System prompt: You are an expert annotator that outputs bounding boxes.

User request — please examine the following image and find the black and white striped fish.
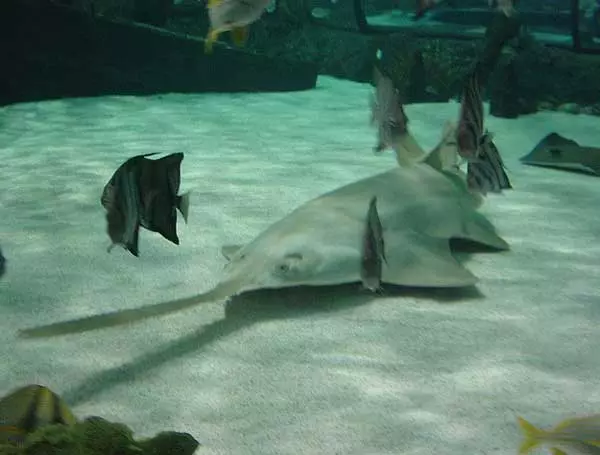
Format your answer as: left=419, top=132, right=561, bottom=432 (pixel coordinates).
left=457, top=70, right=485, bottom=162
left=370, top=67, right=408, bottom=154
left=360, top=196, right=387, bottom=293
left=466, top=133, right=512, bottom=195
left=101, top=153, right=190, bottom=257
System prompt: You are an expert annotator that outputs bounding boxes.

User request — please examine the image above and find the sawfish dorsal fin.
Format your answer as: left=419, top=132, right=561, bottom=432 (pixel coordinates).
left=424, top=121, right=459, bottom=172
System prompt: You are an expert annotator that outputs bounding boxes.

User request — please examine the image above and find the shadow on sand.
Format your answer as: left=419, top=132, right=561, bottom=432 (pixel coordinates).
left=60, top=280, right=483, bottom=407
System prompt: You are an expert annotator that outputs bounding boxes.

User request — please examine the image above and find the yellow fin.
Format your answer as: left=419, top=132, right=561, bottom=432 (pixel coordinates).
left=204, top=29, right=221, bottom=54
left=231, top=26, right=249, bottom=47
left=207, top=0, right=222, bottom=8
left=518, top=417, right=545, bottom=455
left=35, top=387, right=57, bottom=425
left=550, top=449, right=568, bottom=455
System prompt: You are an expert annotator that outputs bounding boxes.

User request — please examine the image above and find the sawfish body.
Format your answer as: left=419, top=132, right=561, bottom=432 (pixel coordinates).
left=18, top=142, right=508, bottom=339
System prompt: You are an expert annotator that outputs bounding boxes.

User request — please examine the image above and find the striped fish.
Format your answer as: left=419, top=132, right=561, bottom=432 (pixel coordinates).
left=0, top=385, right=77, bottom=446
left=457, top=70, right=485, bottom=162
left=103, top=157, right=144, bottom=256
left=466, top=133, right=512, bottom=195
left=101, top=153, right=190, bottom=257
left=370, top=67, right=408, bottom=154
left=360, top=196, right=387, bottom=293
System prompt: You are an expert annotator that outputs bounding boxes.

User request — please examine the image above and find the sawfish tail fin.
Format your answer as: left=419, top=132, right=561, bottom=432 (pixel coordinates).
left=17, top=284, right=231, bottom=339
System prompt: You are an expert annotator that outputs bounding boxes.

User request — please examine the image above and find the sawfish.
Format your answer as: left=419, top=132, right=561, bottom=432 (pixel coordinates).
left=18, top=130, right=508, bottom=339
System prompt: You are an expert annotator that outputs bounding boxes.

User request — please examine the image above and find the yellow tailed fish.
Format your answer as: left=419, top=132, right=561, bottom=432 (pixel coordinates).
left=0, top=384, right=77, bottom=446
left=204, top=0, right=270, bottom=53
left=518, top=415, right=600, bottom=455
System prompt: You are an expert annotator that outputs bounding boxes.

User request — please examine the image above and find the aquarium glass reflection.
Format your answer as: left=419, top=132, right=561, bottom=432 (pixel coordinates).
left=309, top=0, right=600, bottom=51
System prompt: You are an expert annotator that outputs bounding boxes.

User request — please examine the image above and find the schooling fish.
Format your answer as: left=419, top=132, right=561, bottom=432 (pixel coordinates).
left=101, top=153, right=190, bottom=257
left=0, top=384, right=77, bottom=446
left=466, top=133, right=512, bottom=195
left=360, top=196, right=387, bottom=293
left=518, top=415, right=600, bottom=455
left=370, top=67, right=408, bottom=155
left=204, top=0, right=272, bottom=53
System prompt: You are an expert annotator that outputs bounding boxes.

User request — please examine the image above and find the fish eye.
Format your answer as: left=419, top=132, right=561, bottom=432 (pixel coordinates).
left=278, top=264, right=289, bottom=273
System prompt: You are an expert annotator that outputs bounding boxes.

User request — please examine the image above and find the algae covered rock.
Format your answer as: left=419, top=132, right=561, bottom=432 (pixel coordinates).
left=0, top=417, right=200, bottom=455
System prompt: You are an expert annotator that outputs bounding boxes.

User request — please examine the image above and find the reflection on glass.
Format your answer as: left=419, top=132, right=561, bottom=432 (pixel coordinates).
left=578, top=0, right=600, bottom=50
left=309, top=0, right=359, bottom=30
left=360, top=0, right=600, bottom=50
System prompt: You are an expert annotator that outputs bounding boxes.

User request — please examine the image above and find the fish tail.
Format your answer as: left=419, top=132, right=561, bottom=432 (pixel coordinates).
left=204, top=29, right=219, bottom=54
left=517, top=417, right=546, bottom=455
left=178, top=192, right=191, bottom=224
left=415, top=0, right=435, bottom=19
left=231, top=26, right=249, bottom=47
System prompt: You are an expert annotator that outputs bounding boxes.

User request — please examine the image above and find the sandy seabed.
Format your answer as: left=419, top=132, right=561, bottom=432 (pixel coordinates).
left=1, top=76, right=599, bottom=455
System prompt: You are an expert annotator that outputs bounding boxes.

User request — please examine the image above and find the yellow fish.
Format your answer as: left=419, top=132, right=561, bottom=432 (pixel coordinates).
left=0, top=384, right=77, bottom=446
left=204, top=0, right=271, bottom=53
left=518, top=415, right=600, bottom=455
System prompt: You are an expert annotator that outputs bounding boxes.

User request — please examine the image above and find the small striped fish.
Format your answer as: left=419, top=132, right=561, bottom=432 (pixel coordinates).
left=370, top=67, right=408, bottom=154
left=467, top=133, right=512, bottom=195
left=360, top=196, right=387, bottom=293
left=101, top=153, right=190, bottom=257
left=457, top=70, right=485, bottom=162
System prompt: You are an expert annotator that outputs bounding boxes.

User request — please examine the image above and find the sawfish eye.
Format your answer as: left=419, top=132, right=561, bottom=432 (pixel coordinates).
left=276, top=253, right=303, bottom=275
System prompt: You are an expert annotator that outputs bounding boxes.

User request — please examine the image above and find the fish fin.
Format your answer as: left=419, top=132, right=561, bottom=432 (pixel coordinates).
left=127, top=223, right=140, bottom=257
left=369, top=93, right=377, bottom=125
left=550, top=450, right=568, bottom=455
left=156, top=152, right=184, bottom=195
left=373, top=142, right=385, bottom=154
left=425, top=122, right=459, bottom=171
left=517, top=417, right=545, bottom=455
left=157, top=218, right=180, bottom=246
left=204, top=29, right=220, bottom=54
left=57, top=399, right=78, bottom=425
left=221, top=244, right=244, bottom=261
left=177, top=192, right=191, bottom=224
left=207, top=0, right=221, bottom=7
left=382, top=234, right=478, bottom=287
left=392, top=132, right=427, bottom=167
left=231, top=27, right=249, bottom=47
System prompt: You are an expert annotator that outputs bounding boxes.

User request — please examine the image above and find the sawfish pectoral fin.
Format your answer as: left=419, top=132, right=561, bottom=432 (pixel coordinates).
left=461, top=210, right=510, bottom=251
left=382, top=233, right=478, bottom=288
left=17, top=283, right=234, bottom=339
